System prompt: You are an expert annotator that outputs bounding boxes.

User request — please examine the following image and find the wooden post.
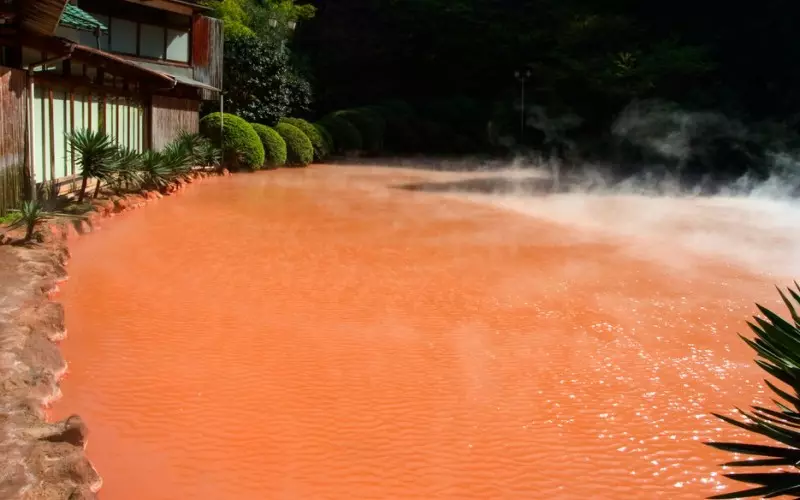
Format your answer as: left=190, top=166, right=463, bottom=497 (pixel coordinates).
left=101, top=93, right=107, bottom=132
left=115, top=96, right=119, bottom=143
left=87, top=93, right=93, bottom=131
left=70, top=90, right=76, bottom=191
left=25, top=72, right=37, bottom=200
left=48, top=88, right=55, bottom=184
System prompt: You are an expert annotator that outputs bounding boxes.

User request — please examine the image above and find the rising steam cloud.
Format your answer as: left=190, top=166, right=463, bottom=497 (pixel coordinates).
left=371, top=99, right=800, bottom=278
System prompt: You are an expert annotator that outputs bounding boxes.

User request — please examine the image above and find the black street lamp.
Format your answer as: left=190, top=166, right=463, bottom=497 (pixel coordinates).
left=514, top=68, right=532, bottom=144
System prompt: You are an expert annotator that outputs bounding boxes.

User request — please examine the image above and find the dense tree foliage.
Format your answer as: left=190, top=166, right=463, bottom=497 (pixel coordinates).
left=204, top=0, right=315, bottom=125
left=294, top=0, right=800, bottom=167
left=221, top=34, right=312, bottom=125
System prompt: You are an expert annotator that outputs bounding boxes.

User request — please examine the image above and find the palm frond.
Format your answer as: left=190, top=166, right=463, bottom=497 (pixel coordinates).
left=6, top=201, right=48, bottom=241
left=66, top=129, right=117, bottom=201
left=138, top=151, right=173, bottom=190
left=109, top=147, right=144, bottom=193
left=162, top=140, right=194, bottom=180
left=198, top=140, right=222, bottom=169
left=175, top=130, right=208, bottom=166
left=707, top=283, right=800, bottom=498
left=66, top=129, right=117, bottom=178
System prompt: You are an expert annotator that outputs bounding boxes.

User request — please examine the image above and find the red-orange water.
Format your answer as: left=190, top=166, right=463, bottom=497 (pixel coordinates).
left=53, top=165, right=793, bottom=499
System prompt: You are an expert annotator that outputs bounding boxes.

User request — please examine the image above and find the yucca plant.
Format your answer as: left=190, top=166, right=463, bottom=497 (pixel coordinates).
left=111, top=147, right=144, bottom=193
left=175, top=131, right=207, bottom=166
left=66, top=129, right=118, bottom=202
left=198, top=140, right=222, bottom=170
left=707, top=284, right=800, bottom=499
left=138, top=151, right=173, bottom=191
left=162, top=140, right=194, bottom=181
left=6, top=201, right=48, bottom=242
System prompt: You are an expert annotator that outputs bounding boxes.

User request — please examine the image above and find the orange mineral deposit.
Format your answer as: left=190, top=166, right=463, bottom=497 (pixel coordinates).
left=53, top=165, right=792, bottom=499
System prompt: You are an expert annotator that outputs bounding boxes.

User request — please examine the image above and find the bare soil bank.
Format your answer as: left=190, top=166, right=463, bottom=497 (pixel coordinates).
left=0, top=170, right=226, bottom=499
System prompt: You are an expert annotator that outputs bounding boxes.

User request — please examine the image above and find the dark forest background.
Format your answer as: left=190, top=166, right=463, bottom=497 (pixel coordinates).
left=208, top=0, right=800, bottom=182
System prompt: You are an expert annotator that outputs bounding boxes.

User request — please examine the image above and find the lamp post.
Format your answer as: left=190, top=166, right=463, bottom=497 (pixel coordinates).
left=267, top=15, right=298, bottom=49
left=514, top=68, right=532, bottom=145
left=268, top=16, right=298, bottom=31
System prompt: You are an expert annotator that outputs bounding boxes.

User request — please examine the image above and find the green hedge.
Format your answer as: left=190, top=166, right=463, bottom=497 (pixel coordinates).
left=280, top=117, right=328, bottom=161
left=200, top=113, right=264, bottom=169
left=250, top=123, right=287, bottom=167
left=384, top=117, right=422, bottom=153
left=334, top=109, right=385, bottom=153
left=314, top=123, right=334, bottom=156
left=318, top=115, right=363, bottom=153
left=274, top=123, right=313, bottom=166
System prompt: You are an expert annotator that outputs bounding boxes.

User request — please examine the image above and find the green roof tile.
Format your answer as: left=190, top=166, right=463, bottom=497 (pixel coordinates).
left=59, top=4, right=108, bottom=33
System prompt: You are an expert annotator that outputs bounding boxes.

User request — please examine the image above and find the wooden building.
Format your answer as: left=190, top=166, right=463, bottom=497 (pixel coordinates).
left=0, top=0, right=222, bottom=208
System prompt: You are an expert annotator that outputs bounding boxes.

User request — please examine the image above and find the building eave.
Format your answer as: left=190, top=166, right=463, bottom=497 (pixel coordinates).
left=13, top=33, right=218, bottom=96
left=121, top=0, right=211, bottom=15
left=59, top=4, right=109, bottom=34
left=19, top=0, right=69, bottom=35
left=11, top=33, right=177, bottom=87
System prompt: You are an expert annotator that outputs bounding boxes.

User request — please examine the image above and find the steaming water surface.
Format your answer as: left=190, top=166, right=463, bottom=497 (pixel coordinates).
left=52, top=165, right=792, bottom=499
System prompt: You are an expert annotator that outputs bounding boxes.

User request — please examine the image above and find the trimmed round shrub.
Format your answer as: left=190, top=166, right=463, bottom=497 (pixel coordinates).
left=200, top=112, right=264, bottom=169
left=250, top=123, right=287, bottom=167
left=319, top=115, right=362, bottom=153
left=314, top=123, right=335, bottom=155
left=334, top=109, right=385, bottom=153
left=274, top=123, right=313, bottom=166
left=280, top=117, right=328, bottom=161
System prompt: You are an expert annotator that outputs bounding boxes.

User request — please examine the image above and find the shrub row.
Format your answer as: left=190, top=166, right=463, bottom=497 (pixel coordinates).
left=200, top=113, right=265, bottom=169
left=200, top=113, right=322, bottom=169
left=275, top=122, right=314, bottom=166
left=306, top=100, right=481, bottom=158
left=199, top=100, right=479, bottom=170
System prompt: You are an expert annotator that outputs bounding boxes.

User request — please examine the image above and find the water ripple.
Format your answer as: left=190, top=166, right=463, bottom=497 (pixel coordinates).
left=52, top=166, right=784, bottom=499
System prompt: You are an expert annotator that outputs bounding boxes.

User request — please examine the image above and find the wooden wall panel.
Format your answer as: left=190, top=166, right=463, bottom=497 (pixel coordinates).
left=192, top=15, right=223, bottom=100
left=29, top=79, right=145, bottom=194
left=151, top=95, right=199, bottom=151
left=0, top=67, right=28, bottom=216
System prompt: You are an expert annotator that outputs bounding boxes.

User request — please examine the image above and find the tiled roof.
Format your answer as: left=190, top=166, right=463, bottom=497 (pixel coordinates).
left=59, top=4, right=107, bottom=33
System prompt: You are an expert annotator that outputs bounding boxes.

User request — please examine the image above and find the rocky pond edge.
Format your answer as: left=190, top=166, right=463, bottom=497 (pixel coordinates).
left=0, top=169, right=228, bottom=499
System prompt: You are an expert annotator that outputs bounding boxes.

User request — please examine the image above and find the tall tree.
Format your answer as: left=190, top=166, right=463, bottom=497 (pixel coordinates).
left=203, top=0, right=317, bottom=123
